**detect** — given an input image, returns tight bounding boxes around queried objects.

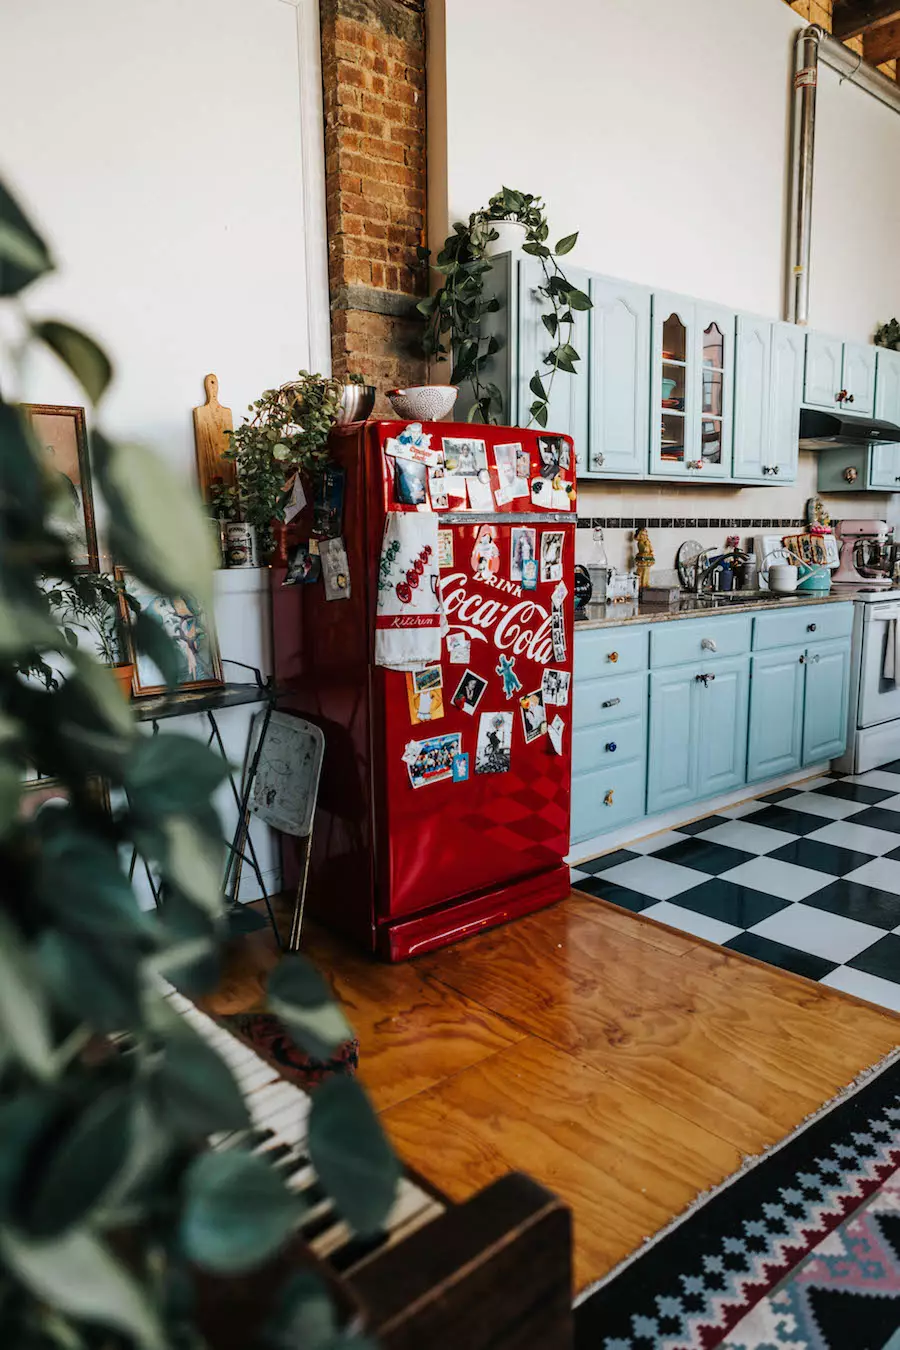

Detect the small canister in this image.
[224,522,258,568]
[734,555,758,591]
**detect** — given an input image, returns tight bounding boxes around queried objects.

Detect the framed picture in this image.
[118,568,224,696]
[20,776,110,819]
[24,404,99,572]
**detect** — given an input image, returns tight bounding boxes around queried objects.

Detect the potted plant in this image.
[219,370,345,560]
[44,570,136,696]
[1,175,396,1347]
[875,318,900,351]
[418,186,592,425]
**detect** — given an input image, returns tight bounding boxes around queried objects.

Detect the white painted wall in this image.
[427,0,900,566]
[2,0,331,900]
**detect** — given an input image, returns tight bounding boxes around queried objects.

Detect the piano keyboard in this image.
[164,987,445,1274]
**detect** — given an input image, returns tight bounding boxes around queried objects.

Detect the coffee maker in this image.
[832,519,894,588]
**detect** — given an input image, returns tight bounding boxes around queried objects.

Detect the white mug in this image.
[768,563,798,593]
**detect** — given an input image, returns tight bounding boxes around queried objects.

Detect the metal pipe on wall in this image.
[787,24,900,327]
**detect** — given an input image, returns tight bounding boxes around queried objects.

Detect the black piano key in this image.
[260,1142,295,1165]
[300,1206,336,1242]
[329,1231,388,1273]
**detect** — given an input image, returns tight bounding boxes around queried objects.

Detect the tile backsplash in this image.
[574,452,895,576]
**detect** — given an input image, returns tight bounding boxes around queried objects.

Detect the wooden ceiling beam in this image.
[864,13,900,62]
[832,0,900,40]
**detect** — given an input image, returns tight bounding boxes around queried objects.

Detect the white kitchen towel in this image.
[884,618,900,681]
[374,512,444,670]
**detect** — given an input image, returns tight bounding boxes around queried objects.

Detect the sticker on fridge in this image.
[540,531,565,583]
[519,689,547,743]
[496,654,522,700]
[451,751,470,783]
[437,529,454,569]
[406,665,444,724]
[530,477,553,509]
[403,732,461,789]
[474,711,513,775]
[521,558,538,591]
[466,471,494,512]
[282,542,321,586]
[471,525,501,582]
[537,435,570,479]
[551,580,567,662]
[442,437,487,476]
[541,668,571,706]
[441,475,468,510]
[384,423,442,467]
[515,447,531,479]
[451,668,488,716]
[510,526,536,584]
[548,714,565,756]
[312,466,346,538]
[446,630,470,664]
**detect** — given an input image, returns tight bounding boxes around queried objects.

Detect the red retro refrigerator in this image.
[271,420,576,961]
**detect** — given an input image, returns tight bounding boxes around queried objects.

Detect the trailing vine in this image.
[418,187,592,426]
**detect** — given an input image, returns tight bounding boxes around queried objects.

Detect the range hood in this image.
[798,408,900,451]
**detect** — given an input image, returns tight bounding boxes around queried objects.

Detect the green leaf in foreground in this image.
[154,1021,250,1139]
[32,320,112,404]
[0,911,56,1080]
[26,1089,134,1238]
[307,1076,399,1236]
[0,179,53,296]
[267,957,353,1061]
[181,1150,303,1273]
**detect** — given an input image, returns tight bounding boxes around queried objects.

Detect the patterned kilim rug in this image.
[575,1050,900,1350]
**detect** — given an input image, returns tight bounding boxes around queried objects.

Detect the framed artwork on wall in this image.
[24,404,99,572]
[118,568,224,697]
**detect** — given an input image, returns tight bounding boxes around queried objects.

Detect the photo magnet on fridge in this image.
[282,542,322,586]
[437,529,454,569]
[312,466,346,538]
[537,435,570,479]
[442,437,487,476]
[403,732,461,789]
[446,631,470,664]
[466,473,494,512]
[474,711,513,775]
[319,536,351,601]
[394,458,428,506]
[493,443,519,491]
[515,447,531,479]
[521,558,538,591]
[548,714,565,756]
[451,751,470,783]
[530,477,551,509]
[451,668,488,716]
[540,530,565,583]
[441,475,468,510]
[541,668,571,706]
[428,466,449,510]
[406,665,444,724]
[510,526,536,584]
[519,689,547,743]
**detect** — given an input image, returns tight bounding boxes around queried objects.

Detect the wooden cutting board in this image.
[193,373,235,499]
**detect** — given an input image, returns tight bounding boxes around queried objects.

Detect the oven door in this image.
[859,603,900,727]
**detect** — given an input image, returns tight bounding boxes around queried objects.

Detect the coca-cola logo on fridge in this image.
[439,572,553,665]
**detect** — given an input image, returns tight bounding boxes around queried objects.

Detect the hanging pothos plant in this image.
[418,187,592,426]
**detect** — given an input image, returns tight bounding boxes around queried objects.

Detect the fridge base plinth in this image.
[376,862,571,962]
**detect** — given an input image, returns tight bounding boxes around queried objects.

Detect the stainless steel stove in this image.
[836,587,900,773]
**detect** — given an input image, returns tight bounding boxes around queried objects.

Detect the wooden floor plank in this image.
[379,1035,741,1292]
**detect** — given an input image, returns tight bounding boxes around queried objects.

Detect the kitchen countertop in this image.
[573,588,885,630]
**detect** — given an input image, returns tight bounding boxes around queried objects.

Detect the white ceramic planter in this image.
[484,219,528,258]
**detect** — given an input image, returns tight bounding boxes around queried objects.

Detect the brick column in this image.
[320,0,428,410]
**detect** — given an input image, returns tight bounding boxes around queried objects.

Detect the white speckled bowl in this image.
[387,385,458,421]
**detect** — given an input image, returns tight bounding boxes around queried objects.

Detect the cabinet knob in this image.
[773,465,780,475]
[894,476,900,483]
[607,651,619,663]
[701,637,717,651]
[836,389,847,403]
[603,789,615,806]
[807,622,817,632]
[606,742,617,753]
[595,452,605,467]
[847,393,855,404]
[601,696,621,708]
[811,652,821,663]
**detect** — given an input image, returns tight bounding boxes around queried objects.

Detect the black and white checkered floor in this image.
[571,767,900,1014]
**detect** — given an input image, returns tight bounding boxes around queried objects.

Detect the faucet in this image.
[693,549,722,595]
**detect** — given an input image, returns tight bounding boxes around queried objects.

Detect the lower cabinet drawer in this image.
[570,758,647,845]
[753,602,852,650]
[574,625,649,680]
[650,614,751,668]
[572,716,645,775]
[573,671,646,730]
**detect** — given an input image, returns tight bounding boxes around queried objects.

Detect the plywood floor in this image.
[207,892,900,1292]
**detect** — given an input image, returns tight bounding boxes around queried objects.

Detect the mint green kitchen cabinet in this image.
[802,639,850,763]
[804,332,876,415]
[747,648,805,780]
[650,293,734,480]
[733,318,802,484]
[647,655,748,814]
[869,349,900,490]
[585,276,650,478]
[518,257,590,469]
[804,332,845,410]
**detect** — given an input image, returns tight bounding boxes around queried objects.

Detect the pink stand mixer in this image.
[831,519,895,588]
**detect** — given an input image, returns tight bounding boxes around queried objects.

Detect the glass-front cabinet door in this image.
[650,294,733,478]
